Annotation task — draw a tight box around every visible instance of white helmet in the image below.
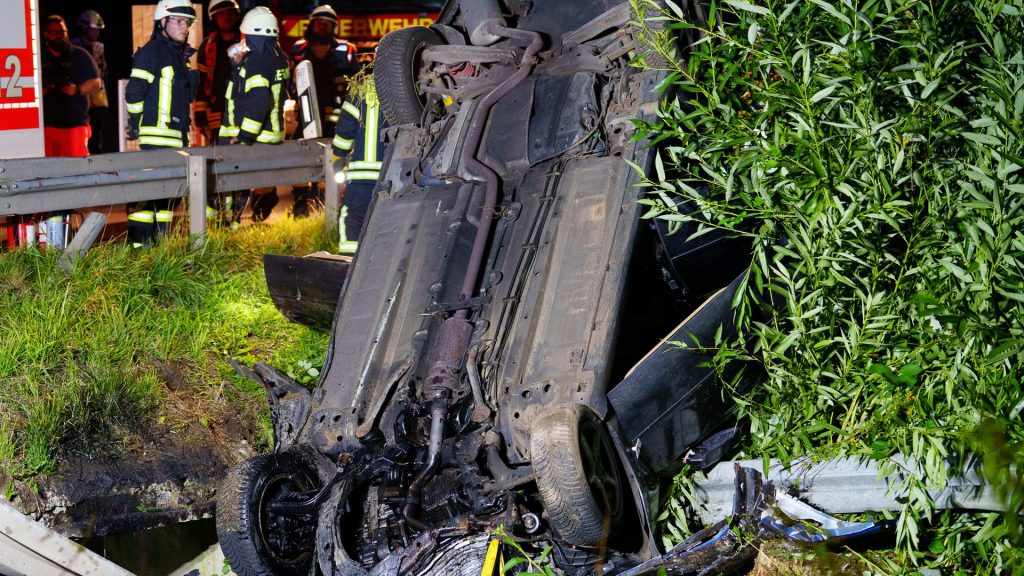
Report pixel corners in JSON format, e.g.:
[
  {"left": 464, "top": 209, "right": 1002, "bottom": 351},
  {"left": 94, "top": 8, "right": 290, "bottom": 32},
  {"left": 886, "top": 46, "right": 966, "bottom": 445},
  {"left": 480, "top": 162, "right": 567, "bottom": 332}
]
[
  {"left": 241, "top": 6, "right": 278, "bottom": 36},
  {"left": 309, "top": 4, "right": 338, "bottom": 23},
  {"left": 208, "top": 0, "right": 239, "bottom": 17},
  {"left": 154, "top": 0, "right": 197, "bottom": 21}
]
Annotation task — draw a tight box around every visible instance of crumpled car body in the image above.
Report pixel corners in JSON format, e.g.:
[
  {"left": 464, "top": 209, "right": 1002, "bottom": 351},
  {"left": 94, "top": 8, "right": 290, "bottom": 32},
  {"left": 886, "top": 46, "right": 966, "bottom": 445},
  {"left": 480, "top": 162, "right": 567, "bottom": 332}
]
[{"left": 218, "top": 0, "right": 750, "bottom": 574}]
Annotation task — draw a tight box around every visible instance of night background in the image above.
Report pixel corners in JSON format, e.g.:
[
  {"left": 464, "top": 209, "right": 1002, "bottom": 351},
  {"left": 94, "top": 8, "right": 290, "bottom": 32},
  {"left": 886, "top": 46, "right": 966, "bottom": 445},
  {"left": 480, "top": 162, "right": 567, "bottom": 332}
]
[
  {"left": 39, "top": 0, "right": 444, "bottom": 82},
  {"left": 38, "top": 0, "right": 443, "bottom": 152}
]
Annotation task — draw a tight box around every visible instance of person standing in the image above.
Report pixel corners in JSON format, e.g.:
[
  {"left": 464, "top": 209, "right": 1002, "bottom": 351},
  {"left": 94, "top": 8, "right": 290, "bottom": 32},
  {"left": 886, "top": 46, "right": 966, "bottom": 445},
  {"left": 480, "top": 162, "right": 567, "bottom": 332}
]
[
  {"left": 288, "top": 4, "right": 361, "bottom": 217},
  {"left": 71, "top": 10, "right": 109, "bottom": 155},
  {"left": 195, "top": 0, "right": 241, "bottom": 144},
  {"left": 195, "top": 0, "right": 243, "bottom": 226},
  {"left": 124, "top": 0, "right": 198, "bottom": 247},
  {"left": 331, "top": 72, "right": 385, "bottom": 255},
  {"left": 37, "top": 14, "right": 99, "bottom": 249},
  {"left": 41, "top": 15, "right": 100, "bottom": 158},
  {"left": 217, "top": 6, "right": 291, "bottom": 226}
]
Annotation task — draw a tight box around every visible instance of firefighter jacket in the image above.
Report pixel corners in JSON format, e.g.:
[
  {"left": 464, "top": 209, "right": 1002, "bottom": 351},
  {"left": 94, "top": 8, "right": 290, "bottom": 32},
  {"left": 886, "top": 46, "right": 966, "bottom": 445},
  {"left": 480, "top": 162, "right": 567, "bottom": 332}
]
[
  {"left": 289, "top": 38, "right": 360, "bottom": 130},
  {"left": 332, "top": 95, "right": 387, "bottom": 182},
  {"left": 220, "top": 38, "right": 291, "bottom": 145},
  {"left": 126, "top": 29, "right": 197, "bottom": 148},
  {"left": 195, "top": 30, "right": 239, "bottom": 131}
]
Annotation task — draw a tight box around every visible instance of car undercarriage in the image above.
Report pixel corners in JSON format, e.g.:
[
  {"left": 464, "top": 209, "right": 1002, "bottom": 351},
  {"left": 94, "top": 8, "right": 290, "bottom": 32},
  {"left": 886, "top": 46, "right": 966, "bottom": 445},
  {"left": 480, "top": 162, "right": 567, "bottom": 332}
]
[{"left": 218, "top": 1, "right": 752, "bottom": 574}]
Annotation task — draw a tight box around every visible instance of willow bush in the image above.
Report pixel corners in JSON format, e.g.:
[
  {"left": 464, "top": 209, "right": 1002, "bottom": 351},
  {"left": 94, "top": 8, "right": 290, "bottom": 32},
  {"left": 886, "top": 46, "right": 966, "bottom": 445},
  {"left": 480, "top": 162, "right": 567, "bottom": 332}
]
[{"left": 631, "top": 0, "right": 1024, "bottom": 572}]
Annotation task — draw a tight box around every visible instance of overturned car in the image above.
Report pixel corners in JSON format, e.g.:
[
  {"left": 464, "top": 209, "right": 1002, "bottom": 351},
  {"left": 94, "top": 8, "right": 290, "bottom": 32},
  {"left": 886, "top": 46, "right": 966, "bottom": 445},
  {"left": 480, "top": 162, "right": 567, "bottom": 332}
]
[{"left": 217, "top": 0, "right": 751, "bottom": 574}]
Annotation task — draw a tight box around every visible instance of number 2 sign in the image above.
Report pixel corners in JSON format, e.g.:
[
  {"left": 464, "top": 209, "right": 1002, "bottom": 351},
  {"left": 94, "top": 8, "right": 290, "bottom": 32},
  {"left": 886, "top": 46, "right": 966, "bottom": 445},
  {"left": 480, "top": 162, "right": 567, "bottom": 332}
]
[{"left": 0, "top": 0, "right": 41, "bottom": 131}]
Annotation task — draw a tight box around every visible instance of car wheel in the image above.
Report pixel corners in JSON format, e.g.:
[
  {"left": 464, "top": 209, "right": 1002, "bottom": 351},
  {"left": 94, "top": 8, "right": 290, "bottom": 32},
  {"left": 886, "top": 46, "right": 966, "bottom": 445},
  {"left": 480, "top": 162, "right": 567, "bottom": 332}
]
[
  {"left": 217, "top": 451, "right": 320, "bottom": 576},
  {"left": 374, "top": 26, "right": 442, "bottom": 126},
  {"left": 531, "top": 404, "right": 625, "bottom": 546}
]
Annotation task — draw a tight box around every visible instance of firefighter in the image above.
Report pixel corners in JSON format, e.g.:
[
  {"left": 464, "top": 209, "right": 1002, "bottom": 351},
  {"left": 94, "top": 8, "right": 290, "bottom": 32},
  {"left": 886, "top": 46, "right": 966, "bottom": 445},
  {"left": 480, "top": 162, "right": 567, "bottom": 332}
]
[
  {"left": 195, "top": 0, "right": 242, "bottom": 226},
  {"left": 218, "top": 7, "right": 291, "bottom": 224},
  {"left": 289, "top": 4, "right": 361, "bottom": 218},
  {"left": 194, "top": 0, "right": 240, "bottom": 144},
  {"left": 124, "top": 0, "right": 198, "bottom": 247},
  {"left": 332, "top": 71, "right": 385, "bottom": 255},
  {"left": 72, "top": 10, "right": 109, "bottom": 154}
]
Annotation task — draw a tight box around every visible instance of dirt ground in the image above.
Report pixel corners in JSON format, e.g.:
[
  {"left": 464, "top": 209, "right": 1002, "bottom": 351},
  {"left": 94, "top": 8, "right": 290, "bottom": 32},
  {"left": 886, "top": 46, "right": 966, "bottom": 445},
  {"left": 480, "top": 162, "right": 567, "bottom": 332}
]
[{"left": 4, "top": 359, "right": 267, "bottom": 538}]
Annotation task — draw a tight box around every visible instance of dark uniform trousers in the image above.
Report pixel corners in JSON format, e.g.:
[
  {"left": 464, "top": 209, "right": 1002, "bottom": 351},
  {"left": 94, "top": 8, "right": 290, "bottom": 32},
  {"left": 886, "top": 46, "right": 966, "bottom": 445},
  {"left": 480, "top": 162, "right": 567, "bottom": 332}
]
[{"left": 333, "top": 97, "right": 386, "bottom": 254}]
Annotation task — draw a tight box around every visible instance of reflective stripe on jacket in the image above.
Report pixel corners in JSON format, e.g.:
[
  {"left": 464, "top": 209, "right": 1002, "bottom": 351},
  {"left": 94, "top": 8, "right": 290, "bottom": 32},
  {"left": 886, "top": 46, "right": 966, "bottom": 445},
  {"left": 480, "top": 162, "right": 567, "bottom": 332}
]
[
  {"left": 125, "top": 30, "right": 197, "bottom": 148},
  {"left": 332, "top": 97, "right": 387, "bottom": 182}
]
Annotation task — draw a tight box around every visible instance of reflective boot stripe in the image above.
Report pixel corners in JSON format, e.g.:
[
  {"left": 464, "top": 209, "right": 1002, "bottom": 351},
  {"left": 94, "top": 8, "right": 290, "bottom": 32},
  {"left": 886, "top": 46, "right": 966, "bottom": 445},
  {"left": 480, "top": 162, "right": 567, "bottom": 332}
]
[{"left": 128, "top": 210, "right": 155, "bottom": 223}]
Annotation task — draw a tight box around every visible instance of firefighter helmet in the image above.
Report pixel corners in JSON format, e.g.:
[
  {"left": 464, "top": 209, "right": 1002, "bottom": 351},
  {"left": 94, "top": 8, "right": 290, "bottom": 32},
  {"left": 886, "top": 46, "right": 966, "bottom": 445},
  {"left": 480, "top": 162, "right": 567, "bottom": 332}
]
[
  {"left": 77, "top": 9, "right": 105, "bottom": 29},
  {"left": 309, "top": 4, "right": 338, "bottom": 23},
  {"left": 241, "top": 6, "right": 278, "bottom": 36},
  {"left": 208, "top": 0, "right": 239, "bottom": 17},
  {"left": 154, "top": 0, "right": 197, "bottom": 21}
]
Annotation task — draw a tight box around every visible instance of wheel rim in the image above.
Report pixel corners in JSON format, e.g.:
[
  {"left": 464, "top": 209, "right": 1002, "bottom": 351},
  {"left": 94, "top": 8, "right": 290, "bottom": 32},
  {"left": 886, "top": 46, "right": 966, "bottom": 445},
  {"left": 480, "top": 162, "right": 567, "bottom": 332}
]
[
  {"left": 579, "top": 418, "right": 624, "bottom": 524},
  {"left": 256, "top": 471, "right": 316, "bottom": 566}
]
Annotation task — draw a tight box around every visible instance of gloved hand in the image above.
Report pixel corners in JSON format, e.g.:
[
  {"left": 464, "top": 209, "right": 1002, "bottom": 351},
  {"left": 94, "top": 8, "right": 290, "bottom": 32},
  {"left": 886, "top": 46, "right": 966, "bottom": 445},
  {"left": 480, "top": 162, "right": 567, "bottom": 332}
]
[{"left": 127, "top": 114, "right": 140, "bottom": 140}]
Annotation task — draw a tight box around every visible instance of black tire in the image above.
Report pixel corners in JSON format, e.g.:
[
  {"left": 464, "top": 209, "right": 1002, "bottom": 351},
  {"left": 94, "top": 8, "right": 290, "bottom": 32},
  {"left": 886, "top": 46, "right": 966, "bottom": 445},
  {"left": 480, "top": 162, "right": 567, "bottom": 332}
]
[
  {"left": 374, "top": 26, "right": 442, "bottom": 126},
  {"left": 217, "top": 451, "right": 320, "bottom": 576},
  {"left": 530, "top": 404, "right": 626, "bottom": 546}
]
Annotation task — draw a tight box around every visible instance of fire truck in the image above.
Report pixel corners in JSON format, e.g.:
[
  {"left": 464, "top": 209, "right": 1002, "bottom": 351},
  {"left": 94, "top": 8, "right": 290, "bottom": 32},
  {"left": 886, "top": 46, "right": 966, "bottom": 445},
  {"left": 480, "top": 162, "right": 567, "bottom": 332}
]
[
  {"left": 0, "top": 0, "right": 44, "bottom": 160},
  {"left": 274, "top": 0, "right": 443, "bottom": 56},
  {"left": 0, "top": 0, "right": 44, "bottom": 249}
]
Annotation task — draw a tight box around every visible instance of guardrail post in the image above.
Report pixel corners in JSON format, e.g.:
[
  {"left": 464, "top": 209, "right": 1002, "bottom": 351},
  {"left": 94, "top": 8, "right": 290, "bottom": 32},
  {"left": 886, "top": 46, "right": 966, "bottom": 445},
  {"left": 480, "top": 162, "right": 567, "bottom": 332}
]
[
  {"left": 188, "top": 155, "right": 208, "bottom": 248},
  {"left": 323, "top": 145, "right": 339, "bottom": 242},
  {"left": 59, "top": 212, "right": 107, "bottom": 276}
]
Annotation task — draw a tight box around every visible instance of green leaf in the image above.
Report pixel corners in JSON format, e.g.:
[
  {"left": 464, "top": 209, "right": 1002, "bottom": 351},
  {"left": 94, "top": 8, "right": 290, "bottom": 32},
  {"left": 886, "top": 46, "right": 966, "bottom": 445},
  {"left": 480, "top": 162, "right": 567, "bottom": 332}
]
[
  {"left": 722, "top": 0, "right": 769, "bottom": 15},
  {"left": 809, "top": 0, "right": 851, "bottom": 24},
  {"left": 868, "top": 363, "right": 900, "bottom": 385},
  {"left": 963, "top": 132, "right": 1002, "bottom": 146},
  {"left": 920, "top": 79, "right": 941, "bottom": 99},
  {"left": 810, "top": 85, "right": 836, "bottom": 103},
  {"left": 502, "top": 556, "right": 529, "bottom": 572},
  {"left": 897, "top": 363, "right": 922, "bottom": 386},
  {"left": 663, "top": 0, "right": 686, "bottom": 19},
  {"left": 985, "top": 339, "right": 1024, "bottom": 365}
]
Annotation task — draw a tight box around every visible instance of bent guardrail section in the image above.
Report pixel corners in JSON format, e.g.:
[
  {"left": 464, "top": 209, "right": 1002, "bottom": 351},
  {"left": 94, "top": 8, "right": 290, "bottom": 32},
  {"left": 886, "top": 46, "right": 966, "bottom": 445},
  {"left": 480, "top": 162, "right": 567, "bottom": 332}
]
[{"left": 0, "top": 498, "right": 135, "bottom": 576}]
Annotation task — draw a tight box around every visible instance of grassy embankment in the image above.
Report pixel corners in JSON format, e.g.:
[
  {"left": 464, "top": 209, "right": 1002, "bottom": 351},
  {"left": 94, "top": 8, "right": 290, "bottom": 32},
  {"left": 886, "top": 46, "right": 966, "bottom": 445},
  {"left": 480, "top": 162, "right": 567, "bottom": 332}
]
[
  {"left": 0, "top": 218, "right": 331, "bottom": 480},
  {"left": 631, "top": 0, "right": 1024, "bottom": 573}
]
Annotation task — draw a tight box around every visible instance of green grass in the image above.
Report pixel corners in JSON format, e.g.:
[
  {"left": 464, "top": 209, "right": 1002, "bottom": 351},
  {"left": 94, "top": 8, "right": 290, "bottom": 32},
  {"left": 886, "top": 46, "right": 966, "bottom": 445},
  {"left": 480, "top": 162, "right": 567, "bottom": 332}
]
[
  {"left": 631, "top": 0, "right": 1024, "bottom": 573},
  {"left": 0, "top": 218, "right": 332, "bottom": 478}
]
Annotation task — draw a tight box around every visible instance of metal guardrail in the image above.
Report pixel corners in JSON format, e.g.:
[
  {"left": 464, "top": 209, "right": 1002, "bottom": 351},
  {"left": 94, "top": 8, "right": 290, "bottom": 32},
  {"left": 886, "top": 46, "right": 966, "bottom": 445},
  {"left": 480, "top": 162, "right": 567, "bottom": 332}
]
[
  {"left": 1, "top": 499, "right": 134, "bottom": 576},
  {"left": 0, "top": 138, "right": 340, "bottom": 243},
  {"left": 696, "top": 455, "right": 1006, "bottom": 525}
]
